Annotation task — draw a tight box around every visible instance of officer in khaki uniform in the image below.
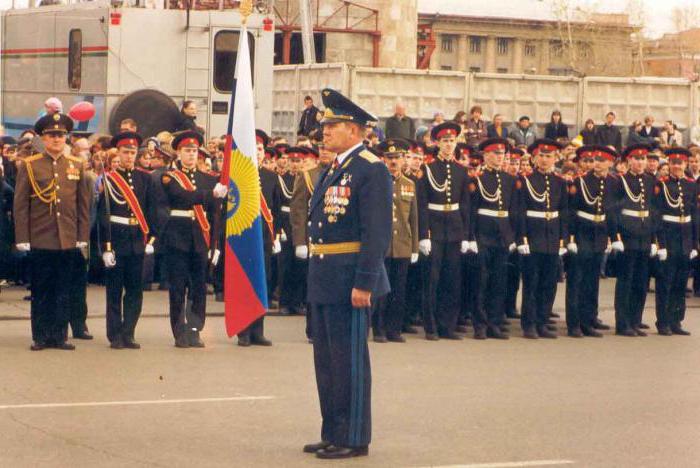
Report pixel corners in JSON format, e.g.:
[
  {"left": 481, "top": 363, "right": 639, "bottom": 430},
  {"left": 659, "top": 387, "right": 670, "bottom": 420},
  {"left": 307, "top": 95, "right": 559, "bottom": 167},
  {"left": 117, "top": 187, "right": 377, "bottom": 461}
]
[
  {"left": 372, "top": 139, "right": 419, "bottom": 343},
  {"left": 14, "top": 113, "right": 91, "bottom": 350}
]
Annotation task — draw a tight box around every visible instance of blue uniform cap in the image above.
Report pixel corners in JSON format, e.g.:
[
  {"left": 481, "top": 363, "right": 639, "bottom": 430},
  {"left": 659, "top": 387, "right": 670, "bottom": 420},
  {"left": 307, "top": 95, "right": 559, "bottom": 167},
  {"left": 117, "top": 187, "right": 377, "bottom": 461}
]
[{"left": 320, "top": 88, "right": 377, "bottom": 127}]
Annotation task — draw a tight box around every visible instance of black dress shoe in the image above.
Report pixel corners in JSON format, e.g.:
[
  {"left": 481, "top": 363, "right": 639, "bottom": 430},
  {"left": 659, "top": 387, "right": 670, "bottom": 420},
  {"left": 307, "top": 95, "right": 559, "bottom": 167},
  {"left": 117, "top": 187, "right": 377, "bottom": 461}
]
[
  {"left": 386, "top": 333, "right": 406, "bottom": 343},
  {"left": 303, "top": 441, "right": 331, "bottom": 453},
  {"left": 592, "top": 320, "right": 611, "bottom": 330},
  {"left": 278, "top": 307, "right": 292, "bottom": 316},
  {"left": 506, "top": 312, "right": 521, "bottom": 319},
  {"left": 30, "top": 341, "right": 47, "bottom": 351},
  {"left": 546, "top": 319, "right": 557, "bottom": 325},
  {"left": 425, "top": 333, "right": 439, "bottom": 341},
  {"left": 54, "top": 342, "right": 75, "bottom": 350},
  {"left": 581, "top": 326, "right": 603, "bottom": 337},
  {"left": 546, "top": 324, "right": 557, "bottom": 331},
  {"left": 455, "top": 325, "right": 469, "bottom": 333},
  {"left": 251, "top": 336, "right": 273, "bottom": 346},
  {"left": 215, "top": 292, "right": 224, "bottom": 302},
  {"left": 316, "top": 446, "right": 368, "bottom": 459},
  {"left": 671, "top": 326, "right": 691, "bottom": 336},
  {"left": 473, "top": 328, "right": 487, "bottom": 340},
  {"left": 73, "top": 332, "right": 93, "bottom": 340},
  {"left": 523, "top": 328, "right": 538, "bottom": 339},
  {"left": 537, "top": 327, "right": 557, "bottom": 339},
  {"left": 122, "top": 337, "right": 141, "bottom": 349},
  {"left": 402, "top": 325, "right": 418, "bottom": 334},
  {"left": 550, "top": 312, "right": 561, "bottom": 318},
  {"left": 110, "top": 337, "right": 124, "bottom": 349},
  {"left": 615, "top": 328, "right": 637, "bottom": 337},
  {"left": 440, "top": 332, "right": 463, "bottom": 340},
  {"left": 657, "top": 327, "right": 673, "bottom": 336},
  {"left": 634, "top": 328, "right": 647, "bottom": 337},
  {"left": 487, "top": 327, "right": 509, "bottom": 340},
  {"left": 567, "top": 327, "right": 584, "bottom": 338},
  {"left": 189, "top": 331, "right": 205, "bottom": 348},
  {"left": 373, "top": 334, "right": 387, "bottom": 343},
  {"left": 237, "top": 336, "right": 251, "bottom": 347},
  {"left": 638, "top": 323, "right": 650, "bottom": 329},
  {"left": 175, "top": 336, "right": 190, "bottom": 348}
]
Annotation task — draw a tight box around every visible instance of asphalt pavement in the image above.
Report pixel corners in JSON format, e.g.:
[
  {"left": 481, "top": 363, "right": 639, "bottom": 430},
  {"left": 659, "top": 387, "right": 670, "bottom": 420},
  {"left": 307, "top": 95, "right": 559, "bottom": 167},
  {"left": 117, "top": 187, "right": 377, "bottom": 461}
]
[{"left": 0, "top": 279, "right": 699, "bottom": 468}]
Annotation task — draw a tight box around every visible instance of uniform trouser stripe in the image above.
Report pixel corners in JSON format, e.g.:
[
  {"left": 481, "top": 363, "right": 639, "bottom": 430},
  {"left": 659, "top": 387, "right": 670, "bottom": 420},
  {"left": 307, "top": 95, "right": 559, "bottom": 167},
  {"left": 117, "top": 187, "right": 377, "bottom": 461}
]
[
  {"left": 355, "top": 310, "right": 365, "bottom": 445},
  {"left": 349, "top": 308, "right": 367, "bottom": 446},
  {"left": 349, "top": 310, "right": 358, "bottom": 446}
]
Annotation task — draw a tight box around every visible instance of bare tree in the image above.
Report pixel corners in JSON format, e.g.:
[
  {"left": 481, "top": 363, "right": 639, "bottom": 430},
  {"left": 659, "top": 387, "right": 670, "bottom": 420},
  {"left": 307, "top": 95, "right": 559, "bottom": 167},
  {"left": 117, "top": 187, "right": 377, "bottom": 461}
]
[
  {"left": 625, "top": 0, "right": 648, "bottom": 75},
  {"left": 670, "top": 3, "right": 700, "bottom": 77}
]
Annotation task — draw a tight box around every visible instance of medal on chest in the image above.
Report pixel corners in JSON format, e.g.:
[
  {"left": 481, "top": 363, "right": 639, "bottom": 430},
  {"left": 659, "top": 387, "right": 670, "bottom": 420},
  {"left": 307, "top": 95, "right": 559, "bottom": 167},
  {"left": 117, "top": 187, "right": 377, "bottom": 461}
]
[
  {"left": 323, "top": 185, "right": 350, "bottom": 222},
  {"left": 66, "top": 163, "right": 81, "bottom": 181}
]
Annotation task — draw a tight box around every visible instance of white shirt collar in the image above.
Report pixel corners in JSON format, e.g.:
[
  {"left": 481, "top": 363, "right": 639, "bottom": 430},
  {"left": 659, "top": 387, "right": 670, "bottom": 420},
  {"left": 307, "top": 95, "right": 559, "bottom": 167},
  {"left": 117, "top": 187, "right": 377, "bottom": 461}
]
[{"left": 335, "top": 142, "right": 363, "bottom": 166}]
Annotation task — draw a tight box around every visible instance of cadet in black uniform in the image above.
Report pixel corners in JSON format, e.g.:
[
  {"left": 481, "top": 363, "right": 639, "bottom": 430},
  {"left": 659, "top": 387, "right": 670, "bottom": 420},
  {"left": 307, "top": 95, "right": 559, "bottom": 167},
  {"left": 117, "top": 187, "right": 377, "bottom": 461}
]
[
  {"left": 417, "top": 122, "right": 472, "bottom": 340},
  {"left": 654, "top": 148, "right": 697, "bottom": 336},
  {"left": 566, "top": 145, "right": 619, "bottom": 337},
  {"left": 303, "top": 89, "right": 392, "bottom": 459},
  {"left": 504, "top": 147, "right": 524, "bottom": 321},
  {"left": 98, "top": 132, "right": 156, "bottom": 349},
  {"left": 517, "top": 140, "right": 568, "bottom": 339},
  {"left": 612, "top": 144, "right": 657, "bottom": 337},
  {"left": 471, "top": 138, "right": 518, "bottom": 340},
  {"left": 161, "top": 131, "right": 227, "bottom": 348}
]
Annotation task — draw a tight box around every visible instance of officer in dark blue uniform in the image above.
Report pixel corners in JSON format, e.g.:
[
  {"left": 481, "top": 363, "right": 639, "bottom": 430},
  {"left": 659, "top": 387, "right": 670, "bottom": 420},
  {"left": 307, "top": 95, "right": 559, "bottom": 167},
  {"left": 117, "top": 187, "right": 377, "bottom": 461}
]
[
  {"left": 303, "top": 89, "right": 392, "bottom": 460},
  {"left": 517, "top": 139, "right": 568, "bottom": 338},
  {"left": 654, "top": 148, "right": 697, "bottom": 336},
  {"left": 612, "top": 144, "right": 657, "bottom": 337}
]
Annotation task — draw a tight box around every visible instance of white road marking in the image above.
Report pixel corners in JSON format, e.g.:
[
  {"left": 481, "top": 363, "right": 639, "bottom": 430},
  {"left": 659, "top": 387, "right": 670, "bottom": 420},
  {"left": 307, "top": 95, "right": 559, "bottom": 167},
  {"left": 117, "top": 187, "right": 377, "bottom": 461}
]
[
  {"left": 425, "top": 460, "right": 575, "bottom": 468},
  {"left": 0, "top": 395, "right": 274, "bottom": 410}
]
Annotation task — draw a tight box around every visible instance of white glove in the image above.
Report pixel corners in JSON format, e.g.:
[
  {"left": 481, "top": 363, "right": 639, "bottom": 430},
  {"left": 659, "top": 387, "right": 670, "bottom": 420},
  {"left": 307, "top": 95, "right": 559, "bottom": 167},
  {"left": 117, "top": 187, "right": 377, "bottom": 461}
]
[
  {"left": 559, "top": 247, "right": 568, "bottom": 256},
  {"left": 272, "top": 239, "right": 281, "bottom": 254},
  {"left": 460, "top": 240, "right": 469, "bottom": 254},
  {"left": 280, "top": 230, "right": 288, "bottom": 242},
  {"left": 508, "top": 242, "right": 516, "bottom": 253},
  {"left": 517, "top": 244, "right": 530, "bottom": 255},
  {"left": 611, "top": 240, "right": 625, "bottom": 253},
  {"left": 604, "top": 244, "right": 612, "bottom": 254},
  {"left": 144, "top": 244, "right": 155, "bottom": 255},
  {"left": 76, "top": 241, "right": 88, "bottom": 249},
  {"left": 410, "top": 253, "right": 419, "bottom": 264},
  {"left": 210, "top": 249, "right": 221, "bottom": 266},
  {"left": 295, "top": 245, "right": 308, "bottom": 259},
  {"left": 650, "top": 244, "right": 658, "bottom": 258},
  {"left": 102, "top": 251, "right": 116, "bottom": 268},
  {"left": 419, "top": 239, "right": 431, "bottom": 256},
  {"left": 16, "top": 243, "right": 30, "bottom": 252},
  {"left": 468, "top": 241, "right": 479, "bottom": 254},
  {"left": 691, "top": 249, "right": 698, "bottom": 260},
  {"left": 213, "top": 182, "right": 228, "bottom": 199},
  {"left": 567, "top": 242, "right": 578, "bottom": 255},
  {"left": 658, "top": 248, "right": 668, "bottom": 262}
]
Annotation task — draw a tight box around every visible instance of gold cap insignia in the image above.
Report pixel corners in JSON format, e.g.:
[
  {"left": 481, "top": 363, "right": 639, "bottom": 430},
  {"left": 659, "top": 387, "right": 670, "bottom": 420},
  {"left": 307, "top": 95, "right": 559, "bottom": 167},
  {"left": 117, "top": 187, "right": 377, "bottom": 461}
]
[{"left": 53, "top": 114, "right": 60, "bottom": 121}]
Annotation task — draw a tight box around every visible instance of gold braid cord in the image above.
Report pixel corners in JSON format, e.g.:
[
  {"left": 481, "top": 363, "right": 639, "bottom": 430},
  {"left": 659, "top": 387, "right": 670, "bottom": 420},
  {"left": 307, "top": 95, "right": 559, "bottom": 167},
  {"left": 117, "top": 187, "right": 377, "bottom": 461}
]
[{"left": 25, "top": 162, "right": 56, "bottom": 205}]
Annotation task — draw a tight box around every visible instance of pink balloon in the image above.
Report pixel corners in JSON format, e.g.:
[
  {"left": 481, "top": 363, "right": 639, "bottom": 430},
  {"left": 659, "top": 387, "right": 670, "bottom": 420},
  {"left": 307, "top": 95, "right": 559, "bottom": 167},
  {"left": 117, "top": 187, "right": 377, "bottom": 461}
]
[{"left": 68, "top": 101, "right": 95, "bottom": 122}]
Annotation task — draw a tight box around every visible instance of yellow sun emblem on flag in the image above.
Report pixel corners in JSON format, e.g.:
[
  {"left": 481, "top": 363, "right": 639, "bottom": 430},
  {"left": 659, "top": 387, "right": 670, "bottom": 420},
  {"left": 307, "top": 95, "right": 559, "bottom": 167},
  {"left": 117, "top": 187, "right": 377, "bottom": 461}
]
[{"left": 226, "top": 149, "right": 261, "bottom": 236}]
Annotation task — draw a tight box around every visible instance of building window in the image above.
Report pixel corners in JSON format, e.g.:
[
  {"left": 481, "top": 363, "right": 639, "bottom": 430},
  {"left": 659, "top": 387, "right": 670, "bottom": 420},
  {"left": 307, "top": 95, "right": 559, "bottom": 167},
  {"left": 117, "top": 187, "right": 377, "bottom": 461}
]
[
  {"left": 469, "top": 66, "right": 481, "bottom": 72},
  {"left": 524, "top": 42, "right": 536, "bottom": 57},
  {"left": 441, "top": 65, "right": 453, "bottom": 71},
  {"left": 469, "top": 36, "right": 482, "bottom": 54},
  {"left": 550, "top": 40, "right": 564, "bottom": 58},
  {"left": 441, "top": 35, "right": 454, "bottom": 53},
  {"left": 497, "top": 38, "right": 509, "bottom": 55},
  {"left": 68, "top": 29, "right": 82, "bottom": 90},
  {"left": 497, "top": 67, "right": 508, "bottom": 74},
  {"left": 214, "top": 30, "right": 256, "bottom": 93}
]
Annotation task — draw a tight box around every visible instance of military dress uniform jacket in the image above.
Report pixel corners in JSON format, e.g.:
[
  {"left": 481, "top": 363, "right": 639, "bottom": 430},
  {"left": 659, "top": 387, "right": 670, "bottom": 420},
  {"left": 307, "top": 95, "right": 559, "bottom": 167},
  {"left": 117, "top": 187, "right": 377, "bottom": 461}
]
[
  {"left": 259, "top": 167, "right": 279, "bottom": 247},
  {"left": 387, "top": 175, "right": 419, "bottom": 259},
  {"left": 417, "top": 158, "right": 470, "bottom": 242},
  {"left": 161, "top": 168, "right": 218, "bottom": 254},
  {"left": 517, "top": 170, "right": 568, "bottom": 254},
  {"left": 470, "top": 168, "right": 518, "bottom": 248},
  {"left": 613, "top": 172, "right": 657, "bottom": 251},
  {"left": 568, "top": 172, "right": 618, "bottom": 253},
  {"left": 97, "top": 168, "right": 156, "bottom": 256},
  {"left": 291, "top": 166, "right": 321, "bottom": 247},
  {"left": 275, "top": 172, "right": 295, "bottom": 238},
  {"left": 14, "top": 152, "right": 91, "bottom": 250},
  {"left": 307, "top": 146, "right": 392, "bottom": 304},
  {"left": 653, "top": 176, "right": 699, "bottom": 256}
]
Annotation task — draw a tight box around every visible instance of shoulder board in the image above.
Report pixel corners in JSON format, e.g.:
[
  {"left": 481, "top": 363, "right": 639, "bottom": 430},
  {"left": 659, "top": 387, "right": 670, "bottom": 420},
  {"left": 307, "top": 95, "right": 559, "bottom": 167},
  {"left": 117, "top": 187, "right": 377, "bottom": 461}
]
[
  {"left": 359, "top": 149, "right": 380, "bottom": 163},
  {"left": 24, "top": 153, "right": 43, "bottom": 163},
  {"left": 162, "top": 173, "right": 173, "bottom": 185},
  {"left": 136, "top": 167, "right": 153, "bottom": 174},
  {"left": 400, "top": 175, "right": 415, "bottom": 187},
  {"left": 66, "top": 155, "right": 83, "bottom": 164}
]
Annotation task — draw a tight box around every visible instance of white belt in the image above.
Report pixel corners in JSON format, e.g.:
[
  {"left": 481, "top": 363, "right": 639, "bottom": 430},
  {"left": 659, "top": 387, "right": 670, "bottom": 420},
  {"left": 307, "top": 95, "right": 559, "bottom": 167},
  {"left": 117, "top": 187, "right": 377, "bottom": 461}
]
[
  {"left": 577, "top": 210, "right": 606, "bottom": 223},
  {"left": 662, "top": 214, "right": 691, "bottom": 224},
  {"left": 622, "top": 209, "right": 649, "bottom": 219},
  {"left": 428, "top": 203, "right": 459, "bottom": 212},
  {"left": 280, "top": 206, "right": 291, "bottom": 213},
  {"left": 526, "top": 210, "right": 559, "bottom": 220},
  {"left": 109, "top": 215, "right": 138, "bottom": 226},
  {"left": 478, "top": 208, "right": 509, "bottom": 218},
  {"left": 170, "top": 209, "right": 195, "bottom": 219}
]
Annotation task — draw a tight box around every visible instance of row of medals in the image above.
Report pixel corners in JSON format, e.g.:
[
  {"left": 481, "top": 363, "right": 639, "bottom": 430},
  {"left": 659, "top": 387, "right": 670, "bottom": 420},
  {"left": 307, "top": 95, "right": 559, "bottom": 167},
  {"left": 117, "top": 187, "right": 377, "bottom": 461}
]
[{"left": 324, "top": 186, "right": 350, "bottom": 223}]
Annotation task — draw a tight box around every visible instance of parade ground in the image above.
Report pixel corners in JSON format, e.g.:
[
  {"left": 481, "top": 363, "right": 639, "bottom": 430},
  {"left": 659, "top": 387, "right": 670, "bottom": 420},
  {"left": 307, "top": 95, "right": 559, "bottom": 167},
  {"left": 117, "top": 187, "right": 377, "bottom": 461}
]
[{"left": 0, "top": 280, "right": 698, "bottom": 468}]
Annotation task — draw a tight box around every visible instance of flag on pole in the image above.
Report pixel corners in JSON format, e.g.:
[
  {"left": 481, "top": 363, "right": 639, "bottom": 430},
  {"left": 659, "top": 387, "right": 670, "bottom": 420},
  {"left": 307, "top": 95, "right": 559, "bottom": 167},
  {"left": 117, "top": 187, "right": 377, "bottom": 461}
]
[{"left": 220, "top": 23, "right": 268, "bottom": 337}]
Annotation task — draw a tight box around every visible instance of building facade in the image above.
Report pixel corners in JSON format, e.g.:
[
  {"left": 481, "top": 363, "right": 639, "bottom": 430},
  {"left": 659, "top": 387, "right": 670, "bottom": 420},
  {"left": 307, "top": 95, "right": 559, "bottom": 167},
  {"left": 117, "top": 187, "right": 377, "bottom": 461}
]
[{"left": 641, "top": 29, "right": 700, "bottom": 79}]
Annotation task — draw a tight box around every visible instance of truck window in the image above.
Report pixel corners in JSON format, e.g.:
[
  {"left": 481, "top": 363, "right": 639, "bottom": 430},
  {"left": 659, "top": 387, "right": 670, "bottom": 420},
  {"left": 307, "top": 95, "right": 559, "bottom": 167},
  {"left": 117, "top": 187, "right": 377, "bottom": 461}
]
[
  {"left": 213, "top": 30, "right": 255, "bottom": 93},
  {"left": 68, "top": 29, "right": 82, "bottom": 90}
]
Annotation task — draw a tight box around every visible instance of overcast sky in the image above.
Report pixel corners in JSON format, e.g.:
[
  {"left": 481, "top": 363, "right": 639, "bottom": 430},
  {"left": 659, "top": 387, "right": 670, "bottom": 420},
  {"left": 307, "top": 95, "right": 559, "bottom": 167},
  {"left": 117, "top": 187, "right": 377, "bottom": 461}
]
[{"left": 0, "top": 0, "right": 695, "bottom": 39}]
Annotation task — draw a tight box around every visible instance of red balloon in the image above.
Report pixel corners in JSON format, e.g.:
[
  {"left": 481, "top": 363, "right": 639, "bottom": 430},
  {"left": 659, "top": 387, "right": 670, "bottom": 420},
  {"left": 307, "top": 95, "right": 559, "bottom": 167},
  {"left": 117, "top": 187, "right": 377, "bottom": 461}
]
[{"left": 69, "top": 101, "right": 95, "bottom": 122}]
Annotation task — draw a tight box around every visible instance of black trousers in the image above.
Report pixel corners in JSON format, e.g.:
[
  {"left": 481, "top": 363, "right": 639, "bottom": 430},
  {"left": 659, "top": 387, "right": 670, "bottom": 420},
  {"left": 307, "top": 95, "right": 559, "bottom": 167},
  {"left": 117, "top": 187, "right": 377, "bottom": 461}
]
[
  {"left": 655, "top": 254, "right": 690, "bottom": 329},
  {"left": 69, "top": 250, "right": 89, "bottom": 336},
  {"left": 405, "top": 258, "right": 424, "bottom": 327},
  {"left": 238, "top": 317, "right": 265, "bottom": 340},
  {"left": 106, "top": 253, "right": 145, "bottom": 342},
  {"left": 311, "top": 303, "right": 371, "bottom": 448},
  {"left": 278, "top": 240, "right": 305, "bottom": 309},
  {"left": 566, "top": 252, "right": 603, "bottom": 329},
  {"left": 474, "top": 246, "right": 508, "bottom": 330},
  {"left": 30, "top": 249, "right": 80, "bottom": 345},
  {"left": 460, "top": 253, "right": 479, "bottom": 324},
  {"left": 372, "top": 258, "right": 409, "bottom": 337},
  {"left": 425, "top": 241, "right": 461, "bottom": 335},
  {"left": 521, "top": 253, "right": 559, "bottom": 330},
  {"left": 505, "top": 251, "right": 521, "bottom": 316},
  {"left": 614, "top": 250, "right": 649, "bottom": 331},
  {"left": 166, "top": 248, "right": 207, "bottom": 339}
]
